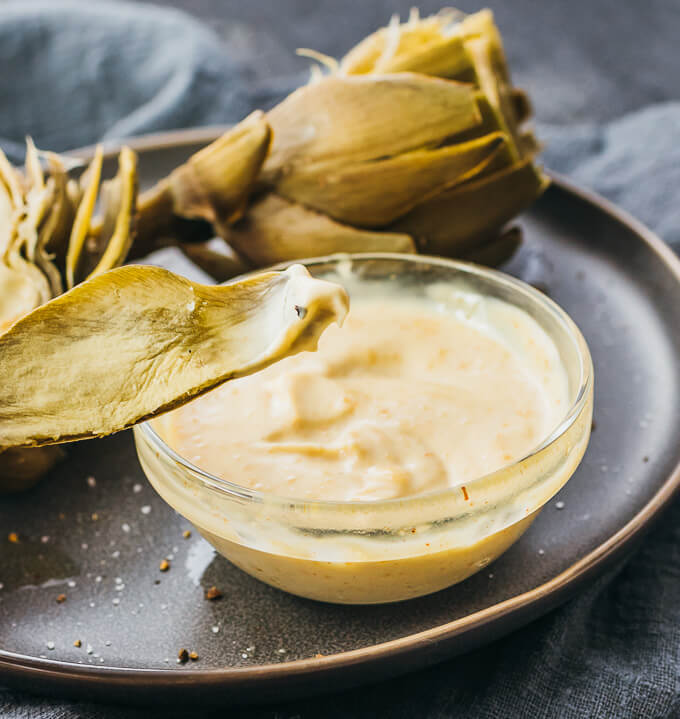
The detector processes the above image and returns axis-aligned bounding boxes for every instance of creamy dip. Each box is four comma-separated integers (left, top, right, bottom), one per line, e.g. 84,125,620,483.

157,283,569,502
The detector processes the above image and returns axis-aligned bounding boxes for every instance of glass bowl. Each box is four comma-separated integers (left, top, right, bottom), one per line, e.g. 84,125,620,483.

134,253,593,604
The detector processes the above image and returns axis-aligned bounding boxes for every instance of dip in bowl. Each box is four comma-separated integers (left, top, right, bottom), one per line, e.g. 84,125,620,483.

134,254,593,604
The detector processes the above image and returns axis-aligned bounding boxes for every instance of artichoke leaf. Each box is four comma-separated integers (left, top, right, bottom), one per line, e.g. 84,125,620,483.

42,153,78,263
0,264,348,449
389,158,549,256
17,140,64,296
510,88,532,125
167,111,271,226
180,237,251,282
339,10,477,81
0,262,46,333
264,73,481,180
0,163,17,257
459,11,525,158
66,145,103,288
460,225,522,267
0,147,24,210
0,163,49,331
276,132,506,227
374,35,476,82
134,112,271,252
225,194,415,266
86,146,138,281
5,243,52,307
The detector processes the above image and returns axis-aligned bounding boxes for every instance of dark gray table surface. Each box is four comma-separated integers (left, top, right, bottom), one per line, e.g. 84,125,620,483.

1,1,679,717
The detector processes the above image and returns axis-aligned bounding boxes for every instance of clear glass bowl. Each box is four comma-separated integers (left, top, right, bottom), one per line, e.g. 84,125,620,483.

134,254,593,604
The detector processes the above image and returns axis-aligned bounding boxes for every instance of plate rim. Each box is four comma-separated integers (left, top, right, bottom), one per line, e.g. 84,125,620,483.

2,127,680,698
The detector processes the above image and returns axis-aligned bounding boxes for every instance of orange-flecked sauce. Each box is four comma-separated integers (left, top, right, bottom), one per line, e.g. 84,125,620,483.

157,286,568,502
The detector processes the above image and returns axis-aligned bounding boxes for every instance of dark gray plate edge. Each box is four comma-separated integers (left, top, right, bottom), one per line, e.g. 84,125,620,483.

0,129,679,704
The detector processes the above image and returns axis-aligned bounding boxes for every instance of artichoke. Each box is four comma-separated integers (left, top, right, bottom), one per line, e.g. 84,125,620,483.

135,8,547,279
0,140,138,490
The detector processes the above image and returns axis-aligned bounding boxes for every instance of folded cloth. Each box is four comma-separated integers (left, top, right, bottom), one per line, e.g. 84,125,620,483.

540,104,680,252
0,0,297,163
1,2,679,718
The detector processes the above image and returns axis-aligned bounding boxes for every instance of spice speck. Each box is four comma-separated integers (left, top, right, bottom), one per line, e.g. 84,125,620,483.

205,586,223,601
159,559,170,572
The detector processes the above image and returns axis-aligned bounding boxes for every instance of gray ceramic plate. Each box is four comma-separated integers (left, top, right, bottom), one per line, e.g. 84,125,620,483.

1,129,679,705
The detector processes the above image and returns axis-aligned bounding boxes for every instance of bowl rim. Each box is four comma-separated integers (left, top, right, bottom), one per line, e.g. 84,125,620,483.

136,252,593,509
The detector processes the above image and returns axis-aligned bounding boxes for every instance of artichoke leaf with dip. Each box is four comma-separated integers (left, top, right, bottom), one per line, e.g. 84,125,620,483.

0,264,348,449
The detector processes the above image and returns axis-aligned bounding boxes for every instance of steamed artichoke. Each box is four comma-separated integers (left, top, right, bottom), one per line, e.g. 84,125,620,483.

0,141,137,490
135,8,547,279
